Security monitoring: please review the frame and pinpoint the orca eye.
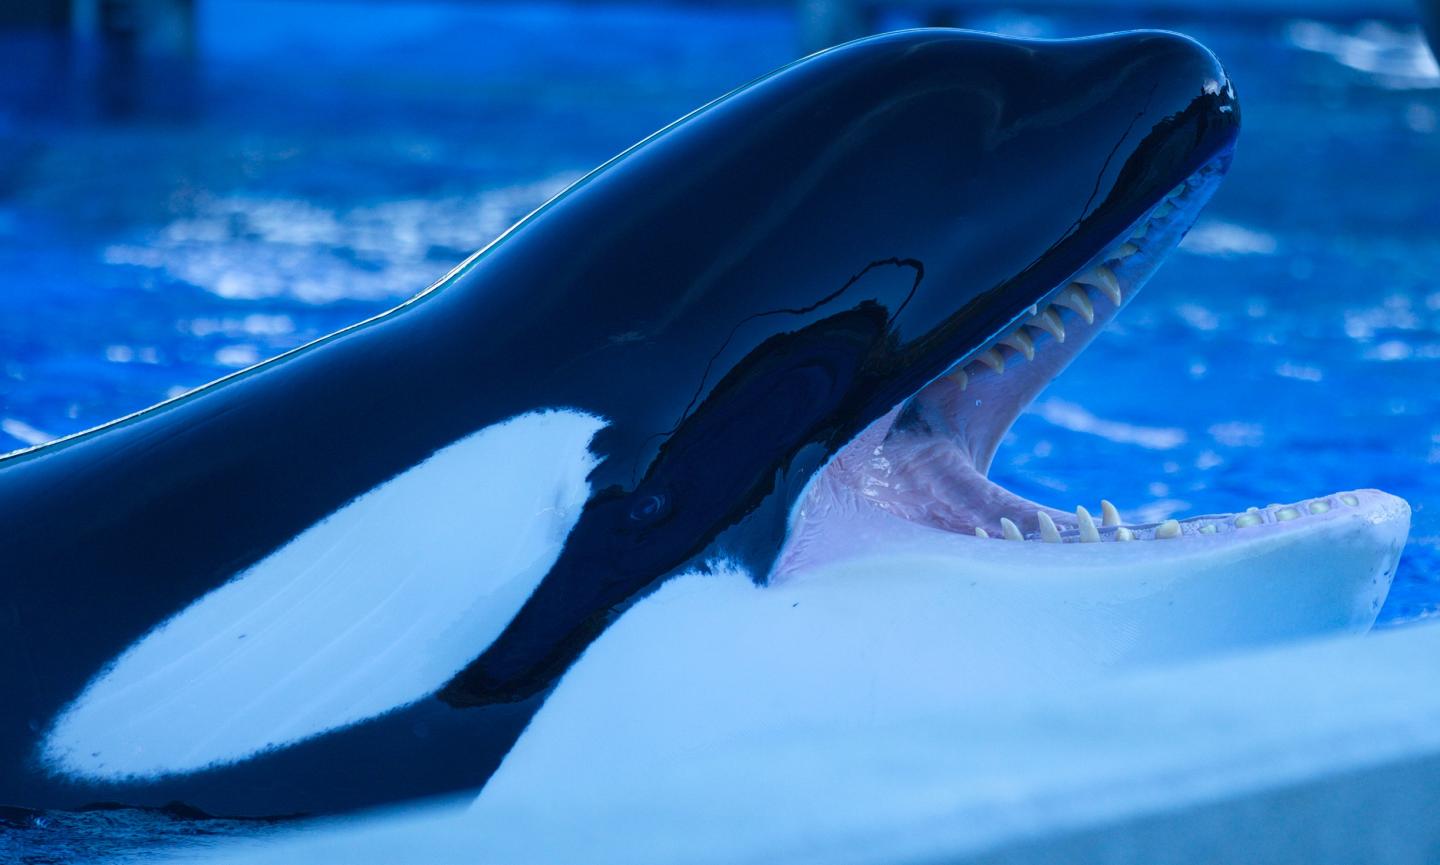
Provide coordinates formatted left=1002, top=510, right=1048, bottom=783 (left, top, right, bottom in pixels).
left=628, top=493, right=669, bottom=523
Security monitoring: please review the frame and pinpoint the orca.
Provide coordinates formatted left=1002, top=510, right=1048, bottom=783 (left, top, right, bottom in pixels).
left=2, top=27, right=1398, bottom=822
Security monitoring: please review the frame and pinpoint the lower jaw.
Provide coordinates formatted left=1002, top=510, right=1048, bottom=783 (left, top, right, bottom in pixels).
left=821, top=418, right=1402, bottom=545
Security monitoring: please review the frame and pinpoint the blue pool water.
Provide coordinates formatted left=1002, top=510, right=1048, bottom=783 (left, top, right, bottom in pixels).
left=1, top=0, right=1438, bottom=645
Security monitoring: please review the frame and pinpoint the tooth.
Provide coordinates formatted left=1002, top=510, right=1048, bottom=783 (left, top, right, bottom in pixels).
left=1340, top=494, right=1359, bottom=507
left=1100, top=499, right=1122, bottom=527
left=950, top=368, right=968, bottom=391
left=1151, top=200, right=1174, bottom=220
left=1308, top=500, right=1331, bottom=514
left=1076, top=506, right=1100, bottom=542
left=1130, top=222, right=1149, bottom=240
left=1155, top=519, right=1181, bottom=539
left=1000, top=517, right=1024, bottom=541
left=1115, top=242, right=1141, bottom=259
left=1078, top=266, right=1122, bottom=306
left=1037, top=511, right=1061, bottom=543
left=1247, top=506, right=1262, bottom=515
left=1057, top=287, right=1095, bottom=324
left=1275, top=507, right=1300, bottom=521
left=1000, top=329, right=1035, bottom=361
left=1115, top=526, right=1135, bottom=541
left=1170, top=183, right=1187, bottom=198
left=977, top=349, right=1005, bottom=374
left=974, top=527, right=989, bottom=539
left=1028, top=308, right=1065, bottom=342
left=1234, top=513, right=1262, bottom=528
left=1199, top=524, right=1217, bottom=534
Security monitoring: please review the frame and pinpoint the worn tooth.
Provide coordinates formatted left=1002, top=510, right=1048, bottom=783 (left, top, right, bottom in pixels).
left=1130, top=221, right=1149, bottom=240
left=1000, top=517, right=1024, bottom=541
left=1234, top=512, right=1262, bottom=528
left=1000, top=328, right=1035, bottom=361
left=1078, top=266, right=1122, bottom=306
left=1308, top=500, right=1331, bottom=514
left=1169, top=183, right=1188, bottom=199
left=1076, top=506, right=1100, bottom=542
left=1057, top=286, right=1095, bottom=324
left=977, top=348, right=1005, bottom=374
left=1340, top=494, right=1359, bottom=507
left=1114, top=242, right=1141, bottom=259
left=1037, top=511, right=1062, bottom=543
left=1151, top=200, right=1174, bottom=220
left=1199, top=524, right=1217, bottom=534
left=1100, top=499, right=1122, bottom=527
left=1115, top=526, right=1135, bottom=541
left=1028, top=307, right=1066, bottom=343
left=950, top=368, right=968, bottom=391
left=974, top=526, right=989, bottom=539
left=1155, top=519, right=1182, bottom=539
left=1275, top=507, right=1300, bottom=521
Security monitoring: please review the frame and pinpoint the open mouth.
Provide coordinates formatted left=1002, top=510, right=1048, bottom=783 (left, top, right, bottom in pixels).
left=822, top=154, right=1391, bottom=546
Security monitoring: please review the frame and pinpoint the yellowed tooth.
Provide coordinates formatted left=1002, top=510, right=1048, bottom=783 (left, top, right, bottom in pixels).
left=1155, top=519, right=1181, bottom=539
left=1308, top=500, right=1331, bottom=514
left=1000, top=517, right=1024, bottom=541
left=977, top=348, right=1005, bottom=374
left=1199, top=524, right=1217, bottom=534
left=1028, top=307, right=1065, bottom=343
left=1115, top=526, right=1135, bottom=541
left=950, top=368, right=968, bottom=391
left=1234, top=512, right=1262, bottom=528
left=1078, top=266, right=1122, bottom=306
left=1340, top=494, right=1359, bottom=507
left=1076, top=506, right=1100, bottom=542
left=1057, top=286, right=1095, bottom=324
left=1000, top=328, right=1035, bottom=361
left=1100, top=499, right=1122, bottom=527
left=1037, top=511, right=1062, bottom=543
left=1275, top=507, right=1300, bottom=521
left=974, top=527, right=989, bottom=539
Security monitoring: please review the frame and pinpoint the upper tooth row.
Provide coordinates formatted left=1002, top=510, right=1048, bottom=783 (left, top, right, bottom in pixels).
left=973, top=494, right=1361, bottom=543
left=949, top=263, right=1125, bottom=388
left=950, top=176, right=1198, bottom=392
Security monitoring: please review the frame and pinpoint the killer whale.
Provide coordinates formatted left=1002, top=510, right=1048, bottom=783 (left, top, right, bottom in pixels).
left=1, top=28, right=1252, bottom=816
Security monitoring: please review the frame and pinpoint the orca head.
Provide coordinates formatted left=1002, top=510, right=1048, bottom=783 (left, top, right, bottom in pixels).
left=767, top=32, right=1407, bottom=646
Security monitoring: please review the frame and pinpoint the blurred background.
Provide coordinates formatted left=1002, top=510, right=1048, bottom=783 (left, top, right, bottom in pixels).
left=0, top=0, right=1437, bottom=624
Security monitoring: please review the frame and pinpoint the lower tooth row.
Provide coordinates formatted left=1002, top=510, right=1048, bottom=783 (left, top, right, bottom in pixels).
left=972, top=494, right=1361, bottom=543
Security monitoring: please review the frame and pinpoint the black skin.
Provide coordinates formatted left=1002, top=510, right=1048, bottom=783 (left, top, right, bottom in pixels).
left=0, top=29, right=1238, bottom=815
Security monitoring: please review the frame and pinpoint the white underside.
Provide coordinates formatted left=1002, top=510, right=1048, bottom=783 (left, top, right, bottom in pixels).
left=43, top=409, right=606, bottom=781
left=179, top=495, right=1412, bottom=865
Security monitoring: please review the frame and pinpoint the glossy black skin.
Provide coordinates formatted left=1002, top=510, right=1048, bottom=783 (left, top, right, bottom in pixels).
left=0, top=29, right=1238, bottom=816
